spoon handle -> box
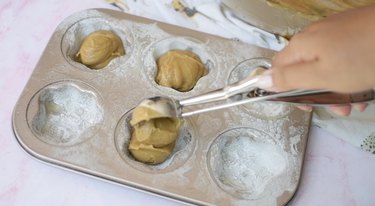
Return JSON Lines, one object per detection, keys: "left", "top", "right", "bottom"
{"left": 181, "top": 89, "right": 374, "bottom": 117}
{"left": 269, "top": 89, "right": 374, "bottom": 105}
{"left": 180, "top": 75, "right": 259, "bottom": 106}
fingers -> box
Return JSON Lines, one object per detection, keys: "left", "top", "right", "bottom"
{"left": 327, "top": 105, "right": 352, "bottom": 116}
{"left": 262, "top": 60, "right": 327, "bottom": 91}
{"left": 353, "top": 103, "right": 368, "bottom": 112}
{"left": 296, "top": 105, "right": 313, "bottom": 112}
{"left": 272, "top": 32, "right": 317, "bottom": 67}
{"left": 294, "top": 103, "right": 367, "bottom": 117}
{"left": 328, "top": 103, "right": 367, "bottom": 116}
{"left": 272, "top": 43, "right": 303, "bottom": 67}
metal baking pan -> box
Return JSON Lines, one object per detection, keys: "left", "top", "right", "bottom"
{"left": 12, "top": 8, "right": 311, "bottom": 206}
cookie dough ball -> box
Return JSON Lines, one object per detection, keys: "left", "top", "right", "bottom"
{"left": 128, "top": 105, "right": 181, "bottom": 164}
{"left": 156, "top": 50, "right": 208, "bottom": 92}
{"left": 75, "top": 30, "right": 125, "bottom": 69}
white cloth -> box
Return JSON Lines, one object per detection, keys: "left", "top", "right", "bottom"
{"left": 313, "top": 104, "right": 375, "bottom": 153}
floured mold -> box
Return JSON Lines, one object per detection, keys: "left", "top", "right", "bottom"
{"left": 207, "top": 127, "right": 292, "bottom": 200}
{"left": 228, "top": 58, "right": 292, "bottom": 119}
{"left": 27, "top": 80, "right": 104, "bottom": 146}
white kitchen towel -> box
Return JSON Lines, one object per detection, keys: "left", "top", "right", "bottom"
{"left": 313, "top": 104, "right": 375, "bottom": 154}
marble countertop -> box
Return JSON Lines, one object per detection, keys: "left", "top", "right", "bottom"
{"left": 1, "top": 1, "right": 375, "bottom": 205}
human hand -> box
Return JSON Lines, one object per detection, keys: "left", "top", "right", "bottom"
{"left": 257, "top": 5, "right": 375, "bottom": 116}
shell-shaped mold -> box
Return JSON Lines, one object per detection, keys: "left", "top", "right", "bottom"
{"left": 227, "top": 58, "right": 292, "bottom": 119}
{"left": 142, "top": 37, "right": 216, "bottom": 97}
{"left": 207, "top": 127, "right": 290, "bottom": 200}
{"left": 61, "top": 17, "right": 133, "bottom": 71}
{"left": 27, "top": 81, "right": 104, "bottom": 146}
{"left": 114, "top": 109, "right": 196, "bottom": 173}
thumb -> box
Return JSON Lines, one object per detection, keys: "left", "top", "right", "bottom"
{"left": 257, "top": 61, "right": 327, "bottom": 91}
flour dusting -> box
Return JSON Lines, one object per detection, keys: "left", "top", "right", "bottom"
{"left": 32, "top": 82, "right": 104, "bottom": 146}
{"left": 208, "top": 127, "right": 293, "bottom": 200}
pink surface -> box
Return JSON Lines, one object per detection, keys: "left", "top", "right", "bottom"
{"left": 1, "top": 1, "right": 375, "bottom": 205}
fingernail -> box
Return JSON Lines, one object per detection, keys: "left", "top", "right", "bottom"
{"left": 328, "top": 105, "right": 351, "bottom": 117}
{"left": 353, "top": 103, "right": 368, "bottom": 112}
{"left": 336, "top": 110, "right": 351, "bottom": 117}
{"left": 297, "top": 105, "right": 313, "bottom": 112}
{"left": 256, "top": 71, "right": 273, "bottom": 89}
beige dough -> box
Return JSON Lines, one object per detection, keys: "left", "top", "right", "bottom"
{"left": 156, "top": 50, "right": 208, "bottom": 92}
{"left": 266, "top": 0, "right": 375, "bottom": 19}
{"left": 75, "top": 30, "right": 125, "bottom": 69}
{"left": 128, "top": 105, "right": 181, "bottom": 164}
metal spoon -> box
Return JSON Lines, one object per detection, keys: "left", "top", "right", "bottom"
{"left": 136, "top": 77, "right": 374, "bottom": 118}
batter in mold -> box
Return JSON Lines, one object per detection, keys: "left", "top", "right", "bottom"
{"left": 156, "top": 49, "right": 208, "bottom": 92}
{"left": 75, "top": 30, "right": 125, "bottom": 69}
{"left": 128, "top": 100, "right": 181, "bottom": 164}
